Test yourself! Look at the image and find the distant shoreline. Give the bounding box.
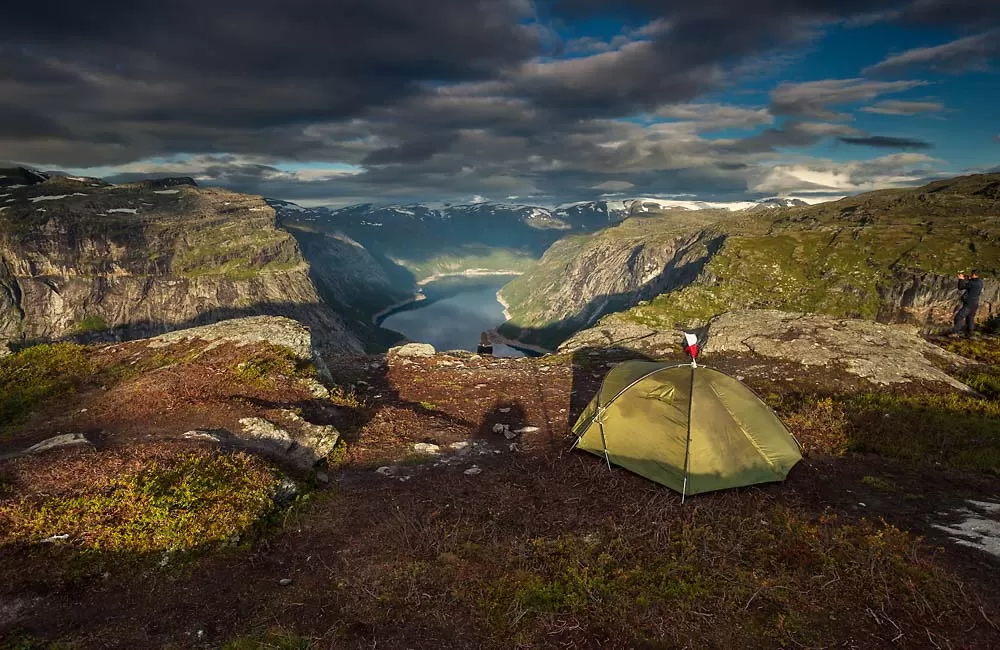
[372,269,523,326]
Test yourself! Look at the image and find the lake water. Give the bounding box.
[380,276,526,357]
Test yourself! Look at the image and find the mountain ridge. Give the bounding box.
[499,173,1000,349]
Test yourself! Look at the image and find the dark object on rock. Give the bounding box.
[477,331,493,356]
[953,271,984,337]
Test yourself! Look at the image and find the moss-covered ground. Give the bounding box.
[2,332,1000,648]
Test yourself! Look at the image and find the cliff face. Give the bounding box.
[501,173,1000,347]
[497,211,726,348]
[0,170,363,354]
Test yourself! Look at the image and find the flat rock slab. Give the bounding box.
[705,311,969,388]
[562,309,969,388]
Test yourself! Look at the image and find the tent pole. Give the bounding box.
[681,363,696,504]
[597,407,612,470]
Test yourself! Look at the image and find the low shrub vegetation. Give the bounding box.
[0,343,93,430]
[0,451,279,552]
[233,344,315,388]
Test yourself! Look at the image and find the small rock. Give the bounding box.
[464,466,482,476]
[448,441,470,451]
[499,407,511,413]
[509,443,520,452]
[182,429,227,443]
[413,443,441,455]
[315,472,329,484]
[274,478,299,506]
[491,423,509,434]
[474,384,487,389]
[40,534,70,543]
[304,379,330,399]
[513,426,540,434]
[21,433,92,456]
[279,578,293,586]
[504,430,518,440]
[376,466,396,476]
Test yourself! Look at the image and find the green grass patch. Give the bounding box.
[860,475,898,492]
[222,631,314,650]
[0,343,93,430]
[70,315,108,335]
[776,389,1000,475]
[233,345,315,388]
[0,451,279,552]
[328,385,364,408]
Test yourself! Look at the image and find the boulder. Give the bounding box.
[0,433,94,461]
[389,343,436,358]
[218,415,342,470]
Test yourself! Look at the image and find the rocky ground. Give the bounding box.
[2,316,1000,648]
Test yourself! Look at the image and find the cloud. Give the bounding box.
[864,29,1000,75]
[838,135,933,149]
[750,153,944,195]
[591,180,636,191]
[654,104,774,131]
[770,78,929,120]
[860,100,944,115]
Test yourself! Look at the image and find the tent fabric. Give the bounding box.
[573,362,801,497]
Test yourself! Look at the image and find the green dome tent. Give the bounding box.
[571,359,802,500]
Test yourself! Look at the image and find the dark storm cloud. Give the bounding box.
[0,0,537,164]
[838,135,933,149]
[0,0,978,204]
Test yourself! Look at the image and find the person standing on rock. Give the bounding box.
[952,270,983,337]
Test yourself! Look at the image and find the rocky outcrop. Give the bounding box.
[0,170,362,354]
[878,269,999,326]
[145,315,333,380]
[561,309,970,388]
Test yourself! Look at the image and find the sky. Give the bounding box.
[2,0,999,207]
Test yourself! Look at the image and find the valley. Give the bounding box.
[3,168,1000,648]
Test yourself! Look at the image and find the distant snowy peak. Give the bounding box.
[626,196,813,213]
[752,197,810,209]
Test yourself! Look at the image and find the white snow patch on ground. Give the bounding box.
[932,500,1000,559]
[108,208,138,214]
[29,193,85,203]
[153,189,180,195]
